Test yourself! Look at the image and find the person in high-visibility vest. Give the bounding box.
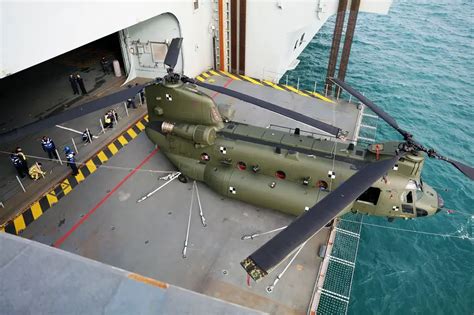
[15,147,29,175]
[104,112,113,128]
[41,136,58,160]
[29,163,46,180]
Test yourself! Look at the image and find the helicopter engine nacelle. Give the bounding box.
[161,121,216,146]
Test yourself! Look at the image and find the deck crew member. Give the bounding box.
[103,111,113,128]
[10,152,27,178]
[126,97,136,109]
[41,136,58,160]
[16,147,29,174]
[69,74,79,95]
[64,146,79,175]
[82,129,93,143]
[76,74,88,95]
[29,163,46,180]
[100,57,110,75]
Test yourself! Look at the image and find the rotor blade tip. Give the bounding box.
[241,256,268,282]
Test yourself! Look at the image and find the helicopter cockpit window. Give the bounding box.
[406,191,413,203]
[357,187,381,205]
[402,204,414,214]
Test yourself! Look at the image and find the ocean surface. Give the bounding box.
[286,1,473,314]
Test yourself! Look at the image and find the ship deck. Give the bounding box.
[16,72,364,314]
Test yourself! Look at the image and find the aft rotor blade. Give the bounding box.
[164,38,183,69]
[329,78,408,138]
[241,154,401,281]
[0,84,145,143]
[194,81,342,137]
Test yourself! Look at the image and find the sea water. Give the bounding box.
[286,1,473,314]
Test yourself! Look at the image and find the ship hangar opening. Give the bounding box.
[0,12,182,138]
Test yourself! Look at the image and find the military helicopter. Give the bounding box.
[1,38,473,282]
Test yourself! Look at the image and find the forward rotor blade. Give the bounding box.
[0,84,145,143]
[193,81,342,137]
[164,38,183,69]
[329,78,408,138]
[241,154,401,281]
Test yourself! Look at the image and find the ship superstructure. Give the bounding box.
[1,0,391,81]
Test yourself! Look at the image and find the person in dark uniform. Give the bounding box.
[69,74,79,95]
[10,152,27,178]
[100,57,110,75]
[82,129,93,143]
[15,147,29,175]
[64,146,79,175]
[41,136,58,160]
[126,98,136,109]
[76,74,87,95]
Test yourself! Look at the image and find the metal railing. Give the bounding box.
[0,94,145,208]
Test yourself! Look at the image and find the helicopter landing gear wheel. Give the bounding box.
[325,219,334,227]
[178,174,188,183]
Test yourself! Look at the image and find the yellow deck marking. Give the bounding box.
[46,192,58,207]
[0,226,4,233]
[202,72,210,78]
[241,75,263,85]
[196,76,205,82]
[61,179,72,195]
[13,215,26,233]
[118,135,128,146]
[209,70,221,76]
[127,128,138,139]
[263,80,285,91]
[136,121,145,131]
[30,202,43,220]
[86,159,97,173]
[97,151,108,163]
[284,85,309,97]
[75,170,85,183]
[310,91,335,104]
[108,143,118,155]
[220,71,241,81]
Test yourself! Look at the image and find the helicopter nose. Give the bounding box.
[436,194,444,213]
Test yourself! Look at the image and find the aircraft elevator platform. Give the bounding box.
[2,70,370,314]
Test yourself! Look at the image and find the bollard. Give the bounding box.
[325,84,329,97]
[99,118,105,134]
[296,77,300,91]
[55,149,63,165]
[72,138,79,153]
[285,75,289,86]
[124,102,129,117]
[313,81,317,94]
[349,95,352,103]
[16,176,26,192]
[336,88,341,100]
